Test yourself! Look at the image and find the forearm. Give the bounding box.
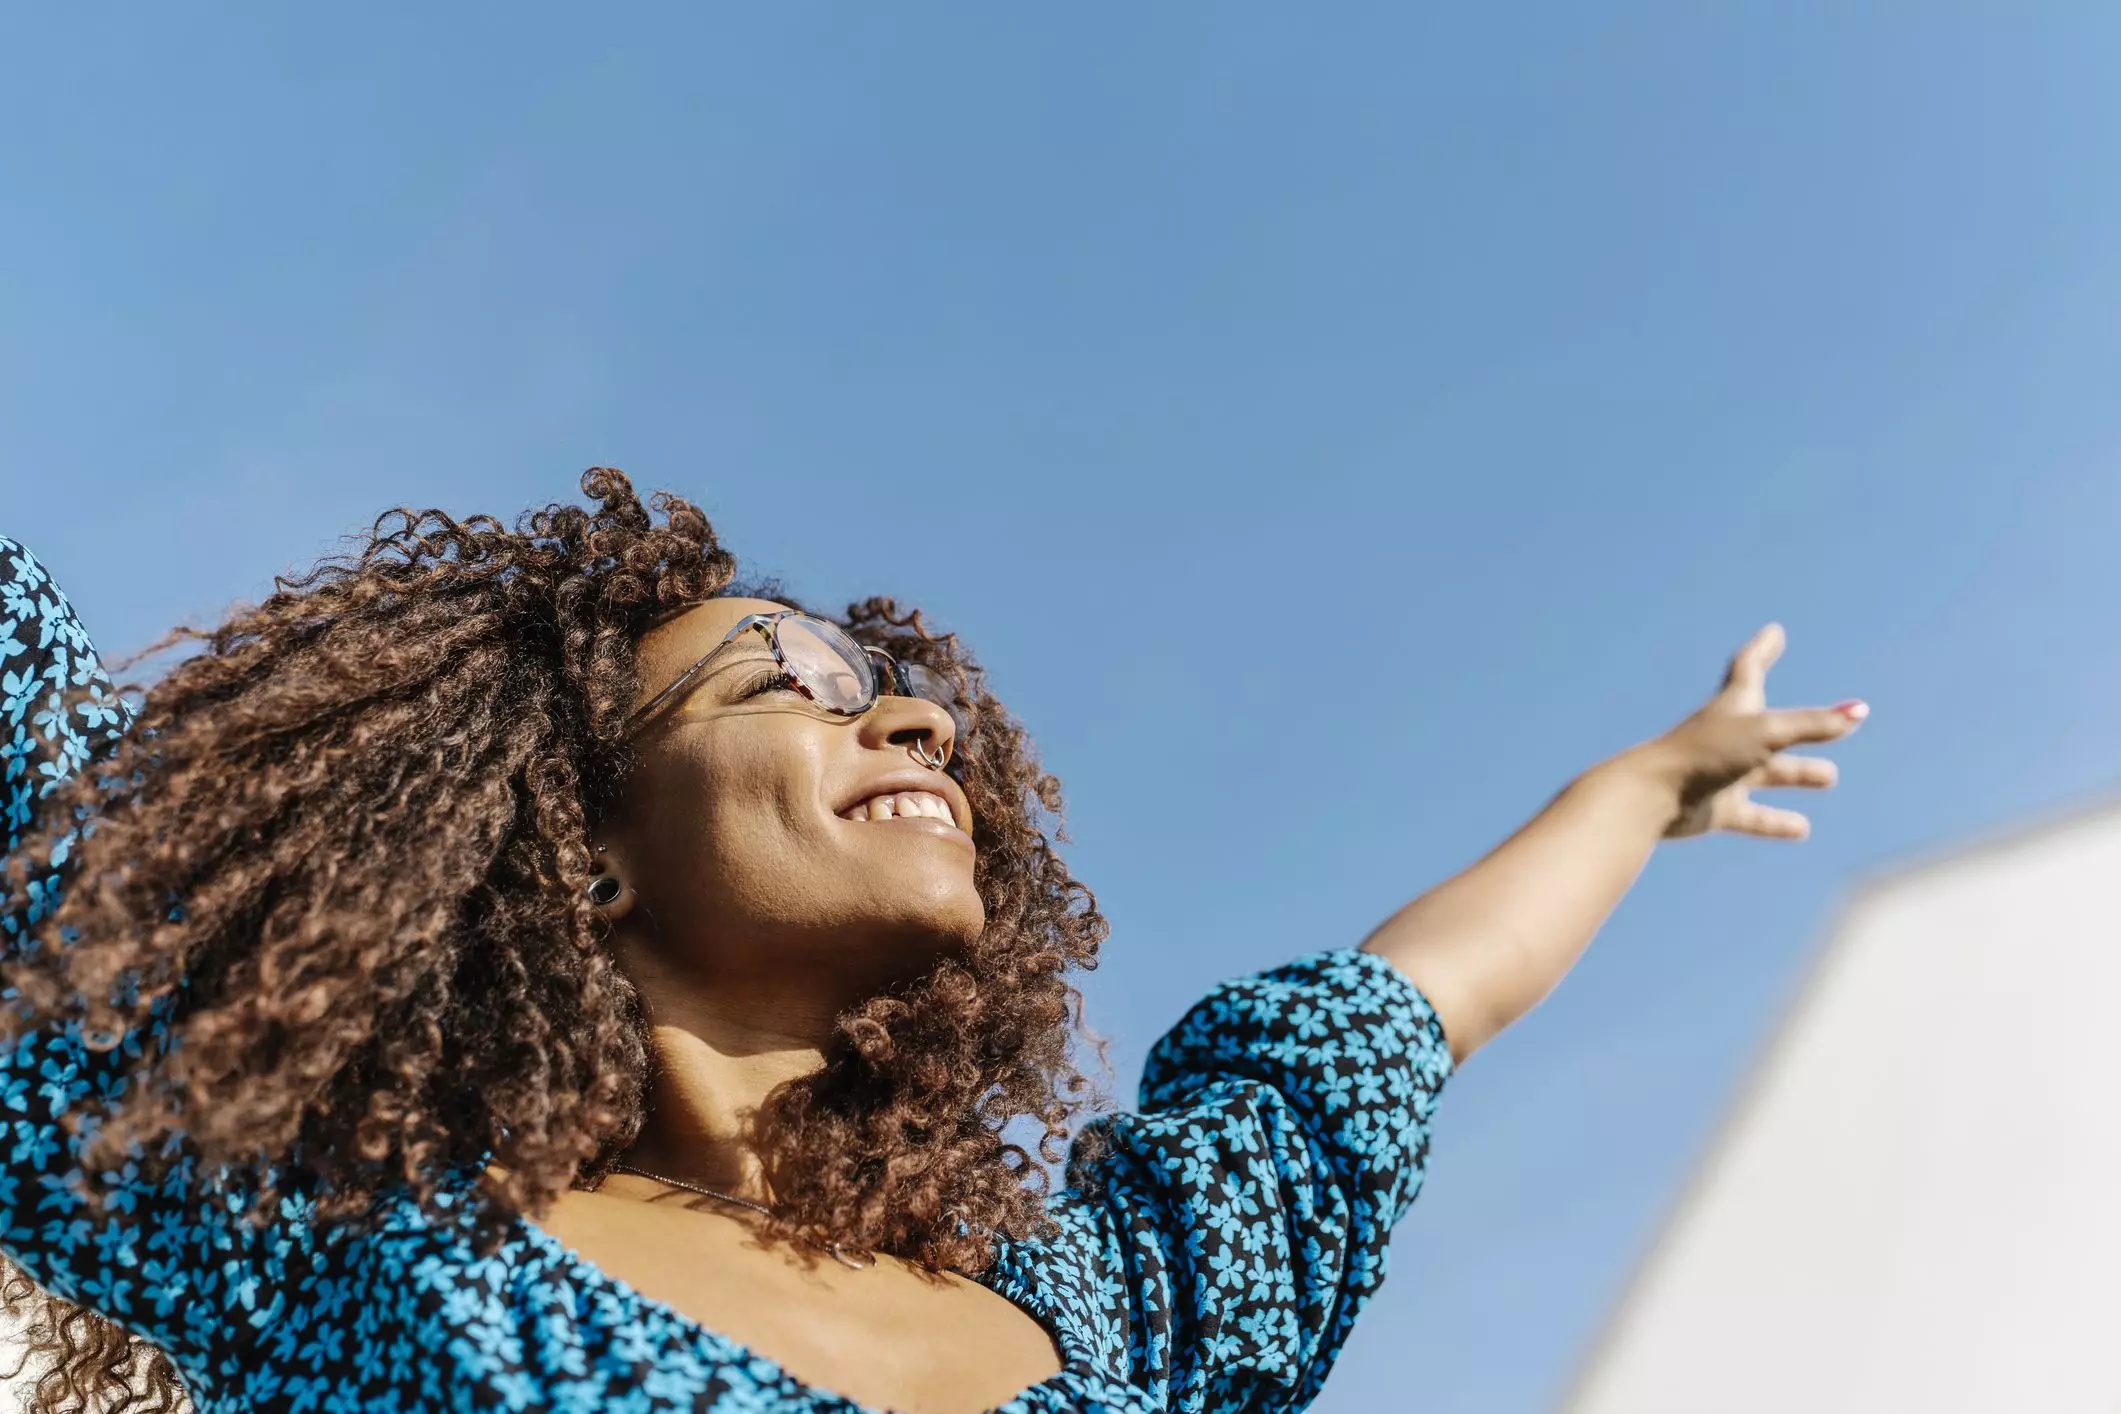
[1360,748,1677,1063]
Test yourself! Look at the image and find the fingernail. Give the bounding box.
[1835,699,1870,721]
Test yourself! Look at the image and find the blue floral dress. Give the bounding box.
[0,538,1452,1414]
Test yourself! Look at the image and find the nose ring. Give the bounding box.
[908,738,950,771]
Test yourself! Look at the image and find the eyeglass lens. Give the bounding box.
[775,617,876,713]
[778,616,967,737]
[897,660,970,740]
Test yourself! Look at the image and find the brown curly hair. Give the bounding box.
[0,469,1107,1412]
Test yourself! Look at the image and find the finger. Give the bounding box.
[1718,800,1812,840]
[1721,623,1786,696]
[1747,752,1839,791]
[1762,700,1868,750]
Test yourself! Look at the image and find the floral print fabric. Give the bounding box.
[0,536,1452,1413]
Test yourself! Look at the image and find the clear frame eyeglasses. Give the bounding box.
[625,610,969,767]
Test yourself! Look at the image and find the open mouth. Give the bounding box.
[838,789,968,836]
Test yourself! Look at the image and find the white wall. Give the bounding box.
[1561,803,2121,1413]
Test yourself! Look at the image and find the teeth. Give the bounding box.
[843,790,958,829]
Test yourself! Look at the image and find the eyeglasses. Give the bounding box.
[625,610,969,753]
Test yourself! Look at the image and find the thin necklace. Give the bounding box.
[610,1162,877,1271]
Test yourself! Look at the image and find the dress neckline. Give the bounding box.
[509,1207,1092,1413]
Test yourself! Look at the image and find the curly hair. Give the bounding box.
[0,469,1107,1412]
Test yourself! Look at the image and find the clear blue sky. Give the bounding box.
[6,7,2120,1410]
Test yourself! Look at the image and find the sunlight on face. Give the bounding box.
[601,599,982,1000]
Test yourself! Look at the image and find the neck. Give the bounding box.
[606,935,852,1204]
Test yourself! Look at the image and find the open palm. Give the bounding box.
[1660,623,1865,840]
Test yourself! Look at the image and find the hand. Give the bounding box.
[1635,623,1865,840]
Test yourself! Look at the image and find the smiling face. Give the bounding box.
[597,598,984,1002]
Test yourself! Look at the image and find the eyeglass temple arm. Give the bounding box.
[625,615,777,734]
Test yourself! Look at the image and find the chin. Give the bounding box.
[866,865,983,933]
[904,902,988,956]
[864,893,986,966]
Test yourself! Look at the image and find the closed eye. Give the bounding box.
[739,668,801,701]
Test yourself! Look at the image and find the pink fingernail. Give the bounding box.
[1835,699,1869,721]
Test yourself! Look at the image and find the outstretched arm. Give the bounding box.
[1362,623,1865,1063]
[1025,626,1861,1409]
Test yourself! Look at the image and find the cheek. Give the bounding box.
[627,727,982,943]
[635,735,843,912]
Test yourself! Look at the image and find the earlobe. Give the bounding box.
[587,843,638,920]
[586,873,638,921]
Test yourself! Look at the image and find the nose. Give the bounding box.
[858,690,958,767]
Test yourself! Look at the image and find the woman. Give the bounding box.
[0,470,1862,1414]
